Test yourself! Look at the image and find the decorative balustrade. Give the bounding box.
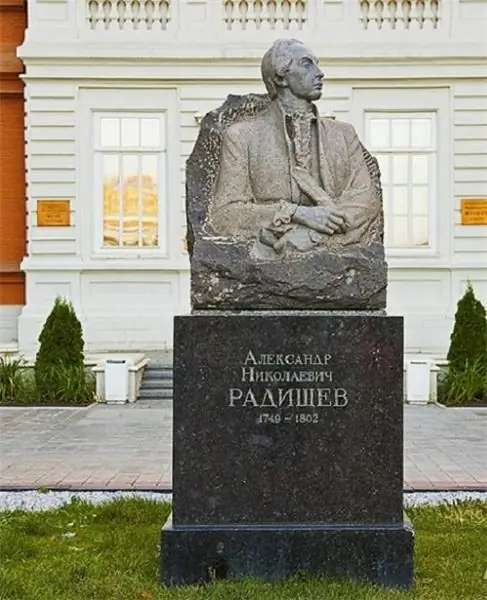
[360,0,440,30]
[87,0,171,30]
[83,0,445,37]
[223,0,307,31]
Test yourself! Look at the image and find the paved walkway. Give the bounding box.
[0,403,485,491]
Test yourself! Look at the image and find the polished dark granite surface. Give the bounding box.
[172,314,404,526]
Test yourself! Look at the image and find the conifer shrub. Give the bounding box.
[441,283,487,406]
[447,283,487,372]
[34,297,94,404]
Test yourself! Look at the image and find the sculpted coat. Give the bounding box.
[209,101,382,253]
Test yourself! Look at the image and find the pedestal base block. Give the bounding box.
[162,513,414,588]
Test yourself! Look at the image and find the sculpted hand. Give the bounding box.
[293,205,347,235]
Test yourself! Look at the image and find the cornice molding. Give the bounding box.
[0,0,26,11]
[17,40,487,63]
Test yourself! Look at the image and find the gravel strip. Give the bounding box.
[0,490,172,511]
[404,491,487,507]
[0,490,486,512]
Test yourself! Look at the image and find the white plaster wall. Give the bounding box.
[16,0,487,357]
[0,306,22,345]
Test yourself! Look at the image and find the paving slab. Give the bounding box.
[0,403,485,491]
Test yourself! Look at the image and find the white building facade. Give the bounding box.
[15,0,487,358]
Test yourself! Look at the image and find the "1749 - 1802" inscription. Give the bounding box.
[226,350,349,424]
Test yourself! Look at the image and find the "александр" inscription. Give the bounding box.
[227,350,349,424]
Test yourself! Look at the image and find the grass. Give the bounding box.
[0,498,486,600]
[0,353,95,406]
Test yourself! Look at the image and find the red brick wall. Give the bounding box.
[0,0,27,306]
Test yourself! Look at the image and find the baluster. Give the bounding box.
[295,0,306,30]
[422,0,437,30]
[111,0,120,28]
[386,0,397,30]
[124,0,133,29]
[116,0,126,29]
[132,0,141,29]
[160,1,170,30]
[143,0,152,30]
[267,0,277,30]
[152,0,163,29]
[88,0,99,29]
[281,0,290,30]
[360,0,370,30]
[102,0,112,29]
[253,0,263,30]
[239,0,249,30]
[432,0,440,28]
[224,0,235,30]
[417,0,426,30]
[374,0,384,30]
[399,0,410,29]
[408,0,420,30]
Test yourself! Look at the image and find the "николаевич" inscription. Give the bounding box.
[227,350,349,424]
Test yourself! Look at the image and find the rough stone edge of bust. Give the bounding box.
[185,92,385,257]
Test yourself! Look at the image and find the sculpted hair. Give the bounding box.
[261,38,304,99]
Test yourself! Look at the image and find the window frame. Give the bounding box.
[365,111,438,255]
[350,86,452,268]
[92,110,168,257]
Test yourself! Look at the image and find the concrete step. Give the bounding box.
[144,367,173,380]
[138,388,173,400]
[140,378,173,390]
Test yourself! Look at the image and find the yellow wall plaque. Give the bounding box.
[37,200,70,227]
[461,198,487,225]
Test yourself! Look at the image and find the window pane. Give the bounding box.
[142,218,158,247]
[412,155,428,184]
[377,155,390,185]
[103,217,120,246]
[369,119,390,148]
[411,118,432,148]
[122,217,139,247]
[391,119,410,148]
[121,118,140,147]
[412,216,429,246]
[391,216,409,246]
[141,118,160,148]
[412,186,429,216]
[122,155,139,216]
[392,155,409,184]
[141,155,158,216]
[392,186,408,216]
[103,155,119,215]
[100,118,119,148]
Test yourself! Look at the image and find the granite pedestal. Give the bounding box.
[161,313,414,588]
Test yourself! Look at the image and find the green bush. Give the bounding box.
[443,283,487,405]
[35,296,84,371]
[34,364,95,405]
[34,297,94,404]
[446,282,487,372]
[0,354,37,405]
[0,354,26,403]
[439,359,486,407]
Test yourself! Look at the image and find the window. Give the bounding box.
[94,114,166,251]
[365,113,436,250]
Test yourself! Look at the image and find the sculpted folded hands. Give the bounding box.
[292,205,348,236]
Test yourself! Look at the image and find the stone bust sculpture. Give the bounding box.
[186,39,386,311]
[210,38,382,258]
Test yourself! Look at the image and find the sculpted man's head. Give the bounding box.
[261,39,324,103]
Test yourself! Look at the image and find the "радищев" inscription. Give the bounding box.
[226,350,349,424]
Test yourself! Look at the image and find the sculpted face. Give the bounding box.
[282,44,324,101]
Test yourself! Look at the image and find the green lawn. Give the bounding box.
[0,498,486,600]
